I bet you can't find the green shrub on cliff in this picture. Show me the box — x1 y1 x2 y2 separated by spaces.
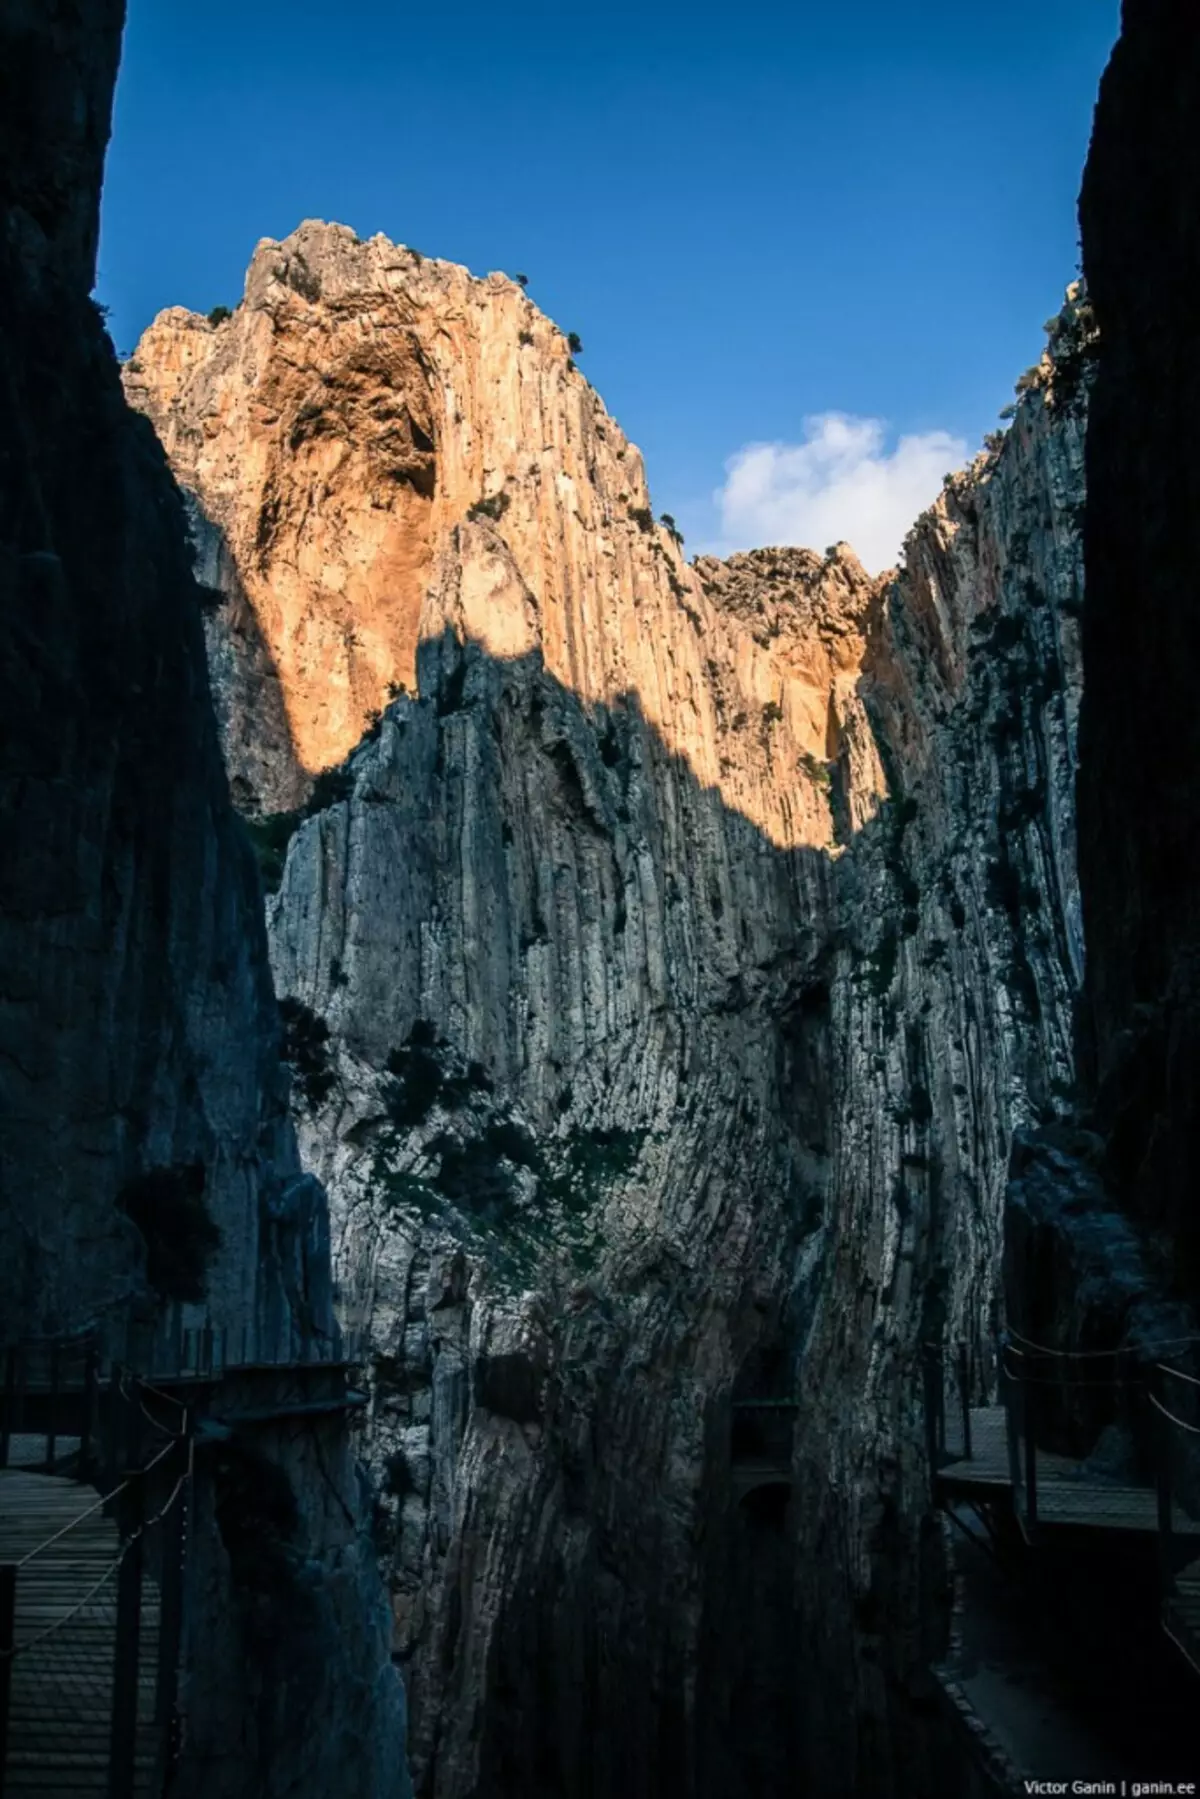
385 1028 445 1127
243 810 302 894
241 766 353 895
467 491 510 523
539 1125 644 1215
279 996 335 1107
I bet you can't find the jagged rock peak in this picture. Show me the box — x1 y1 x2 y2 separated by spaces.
125 220 885 851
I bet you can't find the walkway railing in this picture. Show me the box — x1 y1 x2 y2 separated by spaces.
0 1312 369 1479
0 1304 367 1795
0 1362 193 1798
925 1325 1200 1678
921 1338 976 1477
0 1328 101 1479
1151 1361 1200 1674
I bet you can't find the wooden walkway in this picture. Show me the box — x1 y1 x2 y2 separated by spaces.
1164 1559 1200 1675
0 1472 159 1795
4 1437 81 1474
937 1405 1199 1539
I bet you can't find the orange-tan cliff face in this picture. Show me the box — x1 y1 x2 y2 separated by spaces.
125 220 887 840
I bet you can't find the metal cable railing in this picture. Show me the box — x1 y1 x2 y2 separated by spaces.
0 1429 191 1799
1006 1325 1200 1359
0 1300 364 1795
921 1339 977 1474
924 1328 1200 1678
1150 1366 1200 1676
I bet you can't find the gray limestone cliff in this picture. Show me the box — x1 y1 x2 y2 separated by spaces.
0 5 408 1795
127 210 1098 1796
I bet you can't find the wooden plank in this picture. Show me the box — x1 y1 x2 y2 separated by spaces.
0 1471 162 1794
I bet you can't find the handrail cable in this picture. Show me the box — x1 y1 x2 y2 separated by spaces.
1158 1361 1200 1390
119 1369 189 1436
0 1461 190 1660
16 1433 178 1569
1005 1324 1200 1360
1147 1391 1200 1437
999 1346 1148 1388
0 1550 124 1660
1001 1368 1146 1389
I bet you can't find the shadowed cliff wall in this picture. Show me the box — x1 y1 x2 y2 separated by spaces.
1076 0 1200 1287
0 4 409 1793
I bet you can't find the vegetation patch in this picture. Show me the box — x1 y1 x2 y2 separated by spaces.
540 1125 645 1216
242 765 355 894
279 996 335 1107
429 1126 530 1227
864 922 900 998
798 749 832 788
467 492 510 523
385 1020 446 1127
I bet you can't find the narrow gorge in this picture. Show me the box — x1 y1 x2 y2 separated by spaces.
6 0 1199 1794
125 222 1095 1797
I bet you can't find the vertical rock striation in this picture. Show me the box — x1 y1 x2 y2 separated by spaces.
128 221 1095 1795
0 6 408 1794
790 290 1094 1789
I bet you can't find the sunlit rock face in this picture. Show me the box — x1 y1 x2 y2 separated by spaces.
129 225 1093 1797
0 11 408 1796
125 221 884 849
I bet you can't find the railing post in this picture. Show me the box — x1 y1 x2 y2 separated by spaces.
0 1561 15 1799
1002 1342 1023 1497
935 1348 947 1462
80 1336 99 1482
154 1437 189 1742
0 1348 14 1471
957 1339 972 1461
105 1363 122 1493
1023 1364 1038 1532
108 1473 144 1799
11 1349 24 1451
1153 1371 1175 1619
923 1348 940 1488
45 1342 59 1473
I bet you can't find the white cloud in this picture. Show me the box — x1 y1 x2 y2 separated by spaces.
708 412 968 575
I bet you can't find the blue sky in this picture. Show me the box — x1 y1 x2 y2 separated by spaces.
98 0 1118 569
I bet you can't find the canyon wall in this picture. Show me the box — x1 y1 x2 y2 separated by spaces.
1074 0 1200 1291
997 2 1200 1444
0 6 408 1795
128 223 1094 1796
